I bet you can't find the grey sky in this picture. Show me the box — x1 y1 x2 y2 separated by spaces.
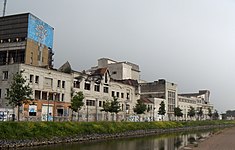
3 0 235 113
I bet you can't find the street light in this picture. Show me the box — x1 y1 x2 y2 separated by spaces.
95 98 98 121
125 102 129 121
47 92 50 121
86 101 89 122
153 107 156 121
53 92 56 122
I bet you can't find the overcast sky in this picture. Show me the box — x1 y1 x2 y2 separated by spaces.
3 0 235 113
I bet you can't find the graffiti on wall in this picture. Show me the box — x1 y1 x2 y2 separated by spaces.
27 14 54 49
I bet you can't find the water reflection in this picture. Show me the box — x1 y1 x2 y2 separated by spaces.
174 137 182 148
25 130 212 150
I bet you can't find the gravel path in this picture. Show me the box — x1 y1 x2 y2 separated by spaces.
191 126 235 150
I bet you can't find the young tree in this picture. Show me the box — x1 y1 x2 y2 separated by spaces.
133 99 147 121
6 71 33 121
208 108 213 120
174 107 183 120
70 91 84 121
101 100 111 121
188 106 195 119
213 110 219 120
197 107 203 120
109 97 121 121
158 101 166 121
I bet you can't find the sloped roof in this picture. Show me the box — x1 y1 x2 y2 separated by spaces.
58 61 72 73
112 79 139 87
139 97 153 104
91 68 108 76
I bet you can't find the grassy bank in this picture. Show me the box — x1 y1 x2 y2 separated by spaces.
0 120 234 140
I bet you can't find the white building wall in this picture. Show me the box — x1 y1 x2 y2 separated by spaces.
178 96 197 121
165 81 178 120
98 58 116 67
151 98 166 121
108 63 124 80
122 63 132 80
178 95 213 121
131 69 140 82
21 64 72 103
0 64 20 112
97 58 140 81
0 64 72 120
72 71 139 121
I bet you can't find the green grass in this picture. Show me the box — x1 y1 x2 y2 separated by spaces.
0 120 234 140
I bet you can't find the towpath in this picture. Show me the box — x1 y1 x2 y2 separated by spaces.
190 126 235 150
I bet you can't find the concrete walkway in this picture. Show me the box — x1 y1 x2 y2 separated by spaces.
192 126 235 150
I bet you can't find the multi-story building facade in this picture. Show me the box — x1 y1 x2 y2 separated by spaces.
72 67 140 121
0 13 141 122
140 79 178 120
178 90 213 120
0 13 215 122
0 63 140 121
0 13 54 68
139 97 166 121
0 64 71 121
178 96 198 120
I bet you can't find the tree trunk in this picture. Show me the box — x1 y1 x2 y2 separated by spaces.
17 105 20 121
77 110 80 122
112 113 114 121
116 113 118 122
71 111 73 121
106 112 109 121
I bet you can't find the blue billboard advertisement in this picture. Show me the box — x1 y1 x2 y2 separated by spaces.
27 14 54 48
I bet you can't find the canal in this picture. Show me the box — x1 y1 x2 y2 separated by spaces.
25 129 216 150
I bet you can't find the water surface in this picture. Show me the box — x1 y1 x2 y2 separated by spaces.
25 130 214 150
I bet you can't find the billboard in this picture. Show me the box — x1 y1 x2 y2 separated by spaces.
27 14 54 49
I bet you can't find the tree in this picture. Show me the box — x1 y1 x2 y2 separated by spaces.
158 101 166 121
6 71 32 121
213 110 219 120
208 108 212 119
101 100 111 121
133 99 147 121
197 107 203 120
226 110 235 117
188 106 195 119
109 97 121 121
174 107 183 120
70 91 84 121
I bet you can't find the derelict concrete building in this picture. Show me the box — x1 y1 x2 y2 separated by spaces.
0 13 54 68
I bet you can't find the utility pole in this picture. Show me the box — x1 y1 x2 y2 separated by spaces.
3 0 7 17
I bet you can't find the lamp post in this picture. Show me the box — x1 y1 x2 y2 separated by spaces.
153 107 156 121
95 98 98 122
47 92 49 122
125 101 128 121
86 102 89 122
53 92 56 122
